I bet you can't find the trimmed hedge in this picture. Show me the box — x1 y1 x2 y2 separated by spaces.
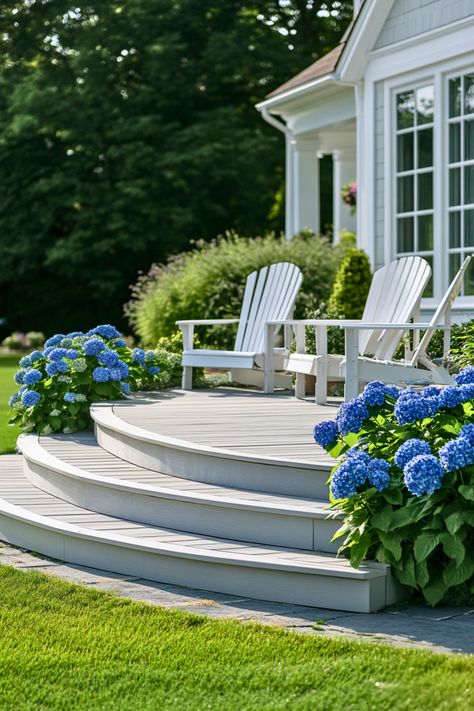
126 232 350 349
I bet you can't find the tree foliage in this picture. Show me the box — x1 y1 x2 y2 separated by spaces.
0 1 352 334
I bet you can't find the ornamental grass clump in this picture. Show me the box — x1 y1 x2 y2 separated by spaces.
9 324 163 435
313 371 474 606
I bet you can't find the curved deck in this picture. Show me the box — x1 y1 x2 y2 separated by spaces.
92 389 338 499
104 388 337 465
0 387 406 613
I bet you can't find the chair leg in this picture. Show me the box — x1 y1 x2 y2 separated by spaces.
295 373 305 399
182 366 193 390
263 369 274 393
263 323 275 393
344 329 359 401
315 356 327 405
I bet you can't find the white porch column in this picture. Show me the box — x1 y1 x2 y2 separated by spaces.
333 149 357 242
284 132 293 240
291 139 320 236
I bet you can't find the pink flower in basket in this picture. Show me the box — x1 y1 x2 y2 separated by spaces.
341 182 357 215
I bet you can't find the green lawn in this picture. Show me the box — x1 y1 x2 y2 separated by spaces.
0 566 472 711
0 355 20 453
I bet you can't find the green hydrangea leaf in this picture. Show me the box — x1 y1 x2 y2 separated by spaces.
440 533 465 565
415 559 430 588
414 533 439 562
378 532 403 563
370 506 393 533
395 554 417 588
48 415 61 430
381 486 403 505
444 511 465 535
93 383 114 397
443 553 474 588
348 531 372 569
422 576 449 606
458 485 474 502
387 505 423 531
327 440 345 459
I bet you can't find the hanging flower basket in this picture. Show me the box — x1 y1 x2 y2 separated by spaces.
341 182 357 215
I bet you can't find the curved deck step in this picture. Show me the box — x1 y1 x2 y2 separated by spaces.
0 457 402 613
91 390 336 499
19 433 341 552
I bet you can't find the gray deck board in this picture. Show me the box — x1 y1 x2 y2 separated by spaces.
0 461 358 569
111 388 339 465
38 431 332 509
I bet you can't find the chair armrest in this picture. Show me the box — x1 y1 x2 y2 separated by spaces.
176 319 240 326
266 318 363 327
338 322 438 330
177 319 239 351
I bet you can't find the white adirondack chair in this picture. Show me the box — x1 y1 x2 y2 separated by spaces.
268 256 432 404
341 254 472 399
177 262 303 392
269 255 472 403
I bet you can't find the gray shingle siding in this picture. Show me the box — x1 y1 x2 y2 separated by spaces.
374 82 385 268
374 0 473 49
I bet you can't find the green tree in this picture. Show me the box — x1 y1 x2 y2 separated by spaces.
0 1 352 334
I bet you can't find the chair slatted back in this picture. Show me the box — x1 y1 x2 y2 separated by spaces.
358 256 432 359
234 262 303 353
410 255 472 365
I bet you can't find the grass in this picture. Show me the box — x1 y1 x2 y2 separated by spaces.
0 566 473 710
0 355 20 453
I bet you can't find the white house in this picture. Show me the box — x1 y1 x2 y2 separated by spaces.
256 0 474 319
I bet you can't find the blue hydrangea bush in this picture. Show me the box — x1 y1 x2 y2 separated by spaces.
9 325 165 435
313 370 474 605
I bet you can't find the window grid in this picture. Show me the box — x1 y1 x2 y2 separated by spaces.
447 71 474 296
395 84 434 297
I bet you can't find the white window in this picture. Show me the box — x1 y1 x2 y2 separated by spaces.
447 70 474 295
394 84 434 296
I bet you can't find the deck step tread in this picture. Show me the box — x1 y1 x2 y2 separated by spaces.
106 389 337 466
34 433 334 515
0 459 384 579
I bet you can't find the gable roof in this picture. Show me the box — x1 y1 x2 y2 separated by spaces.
267 43 345 99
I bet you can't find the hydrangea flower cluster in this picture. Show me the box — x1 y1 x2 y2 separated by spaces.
368 458 391 491
453 366 474 385
9 324 165 436
313 420 338 448
314 368 474 604
336 398 369 435
330 451 391 499
403 454 444 497
394 438 432 469
394 389 441 425
330 457 369 499
315 366 474 502
361 381 400 407
439 435 474 472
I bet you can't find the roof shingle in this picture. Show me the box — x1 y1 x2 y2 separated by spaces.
267 43 345 99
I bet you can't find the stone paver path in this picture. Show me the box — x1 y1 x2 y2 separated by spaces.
1 542 473 655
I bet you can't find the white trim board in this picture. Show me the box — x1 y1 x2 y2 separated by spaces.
365 23 474 85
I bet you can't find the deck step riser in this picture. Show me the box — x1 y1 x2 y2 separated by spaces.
0 512 385 613
96 424 331 500
23 459 341 553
